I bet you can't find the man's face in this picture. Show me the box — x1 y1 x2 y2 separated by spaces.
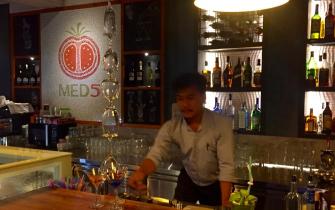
176 86 205 119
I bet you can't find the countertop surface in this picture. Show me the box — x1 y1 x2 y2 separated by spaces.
0 188 178 210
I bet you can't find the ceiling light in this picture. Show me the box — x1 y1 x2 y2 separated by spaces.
194 0 289 12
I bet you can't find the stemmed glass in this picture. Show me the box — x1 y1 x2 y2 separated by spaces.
87 168 106 209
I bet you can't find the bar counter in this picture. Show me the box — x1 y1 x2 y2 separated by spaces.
0 188 177 210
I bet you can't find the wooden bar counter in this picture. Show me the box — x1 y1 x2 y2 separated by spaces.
0 188 177 210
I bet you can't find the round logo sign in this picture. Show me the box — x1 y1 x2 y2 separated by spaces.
58 35 100 80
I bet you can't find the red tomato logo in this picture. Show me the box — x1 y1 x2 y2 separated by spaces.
58 23 100 80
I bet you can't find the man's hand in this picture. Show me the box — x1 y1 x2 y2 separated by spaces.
128 169 147 191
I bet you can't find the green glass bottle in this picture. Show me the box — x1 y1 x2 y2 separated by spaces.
311 4 321 39
251 98 261 132
306 51 317 88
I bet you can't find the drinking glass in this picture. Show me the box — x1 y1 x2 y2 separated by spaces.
87 168 106 209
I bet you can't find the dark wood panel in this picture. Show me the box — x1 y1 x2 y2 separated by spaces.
0 4 10 99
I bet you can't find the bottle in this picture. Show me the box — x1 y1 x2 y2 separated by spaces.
238 102 248 131
213 97 221 113
201 14 216 22
253 59 262 87
243 57 252 88
212 57 222 88
233 57 242 88
306 51 317 88
223 56 233 88
29 64 36 85
210 22 225 30
202 61 211 88
127 62 136 86
310 4 321 39
325 3 335 41
201 32 217 39
22 64 29 85
251 98 261 132
155 62 160 87
144 62 154 86
322 102 332 135
318 103 325 134
16 64 23 85
319 53 330 87
316 55 322 87
305 108 318 133
226 94 235 129
303 175 315 210
285 175 302 210
136 60 144 86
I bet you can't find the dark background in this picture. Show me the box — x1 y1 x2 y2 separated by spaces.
0 4 10 99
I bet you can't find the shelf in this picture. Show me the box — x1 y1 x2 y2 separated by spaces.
14 55 40 59
305 87 335 92
307 39 335 46
14 85 40 89
302 132 335 140
124 50 160 55
206 87 261 92
199 42 262 52
121 123 161 129
233 129 263 135
123 86 160 91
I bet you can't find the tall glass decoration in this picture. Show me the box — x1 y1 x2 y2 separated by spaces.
102 0 120 140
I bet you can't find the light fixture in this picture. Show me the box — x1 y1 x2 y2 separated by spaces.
194 0 289 12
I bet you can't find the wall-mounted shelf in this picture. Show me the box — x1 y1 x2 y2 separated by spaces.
207 87 261 92
199 43 262 52
124 86 161 91
305 87 335 92
307 39 335 46
124 50 160 55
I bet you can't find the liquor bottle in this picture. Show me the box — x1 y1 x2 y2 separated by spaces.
310 4 321 39
305 108 318 133
251 98 261 132
322 102 332 135
243 57 252 88
223 56 233 88
22 64 29 85
29 66 36 85
285 175 302 210
213 97 221 113
303 175 315 210
136 60 144 86
201 61 211 88
253 59 262 87
201 14 216 22
34 64 40 85
319 53 330 87
144 62 154 86
212 57 222 88
127 62 136 86
233 57 242 88
226 93 235 128
325 3 335 41
209 22 225 30
306 51 317 88
16 64 23 85
238 102 248 131
318 103 325 134
155 61 160 87
316 55 322 87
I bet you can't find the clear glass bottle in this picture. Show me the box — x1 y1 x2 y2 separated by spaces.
238 102 247 131
226 93 235 128
285 175 302 210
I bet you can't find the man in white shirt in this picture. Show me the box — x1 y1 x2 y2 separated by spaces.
128 73 235 207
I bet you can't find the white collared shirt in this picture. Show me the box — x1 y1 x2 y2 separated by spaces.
146 108 235 186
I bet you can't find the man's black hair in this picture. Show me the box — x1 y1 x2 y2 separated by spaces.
174 72 207 94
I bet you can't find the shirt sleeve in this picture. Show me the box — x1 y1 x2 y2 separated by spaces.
145 121 174 167
217 117 235 182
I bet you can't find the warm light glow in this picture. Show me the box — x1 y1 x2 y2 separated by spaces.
144 52 149 56
194 0 289 12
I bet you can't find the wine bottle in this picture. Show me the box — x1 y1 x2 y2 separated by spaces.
306 51 317 88
251 98 261 132
233 57 242 88
325 3 335 41
243 57 252 88
319 53 330 87
311 4 321 39
253 59 262 87
322 102 332 135
212 57 222 88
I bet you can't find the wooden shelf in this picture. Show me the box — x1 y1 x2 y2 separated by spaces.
199 42 262 52
14 85 40 89
123 86 160 91
305 86 335 92
124 50 160 55
302 132 335 140
206 87 261 92
307 39 335 46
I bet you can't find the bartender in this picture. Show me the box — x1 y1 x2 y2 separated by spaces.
128 73 235 207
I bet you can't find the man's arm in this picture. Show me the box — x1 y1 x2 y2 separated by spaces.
128 158 156 191
220 181 232 206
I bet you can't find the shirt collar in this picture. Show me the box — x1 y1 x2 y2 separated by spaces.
182 108 209 132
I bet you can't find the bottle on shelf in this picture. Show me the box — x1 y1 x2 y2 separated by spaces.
316 54 322 87
322 102 332 135
251 97 261 132
253 59 262 87
144 62 154 86
305 108 318 133
233 57 242 88
201 14 216 22
22 63 29 85
223 56 233 88
136 60 144 86
243 57 252 88
285 175 302 210
238 102 248 131
310 4 321 40
225 93 235 129
212 57 222 88
29 64 36 85
16 64 23 85
213 97 222 113
155 61 160 87
325 3 335 41
319 53 330 87
209 22 225 30
34 63 40 85
318 103 325 134
302 175 315 210
306 51 317 89
201 61 211 88
127 62 136 86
